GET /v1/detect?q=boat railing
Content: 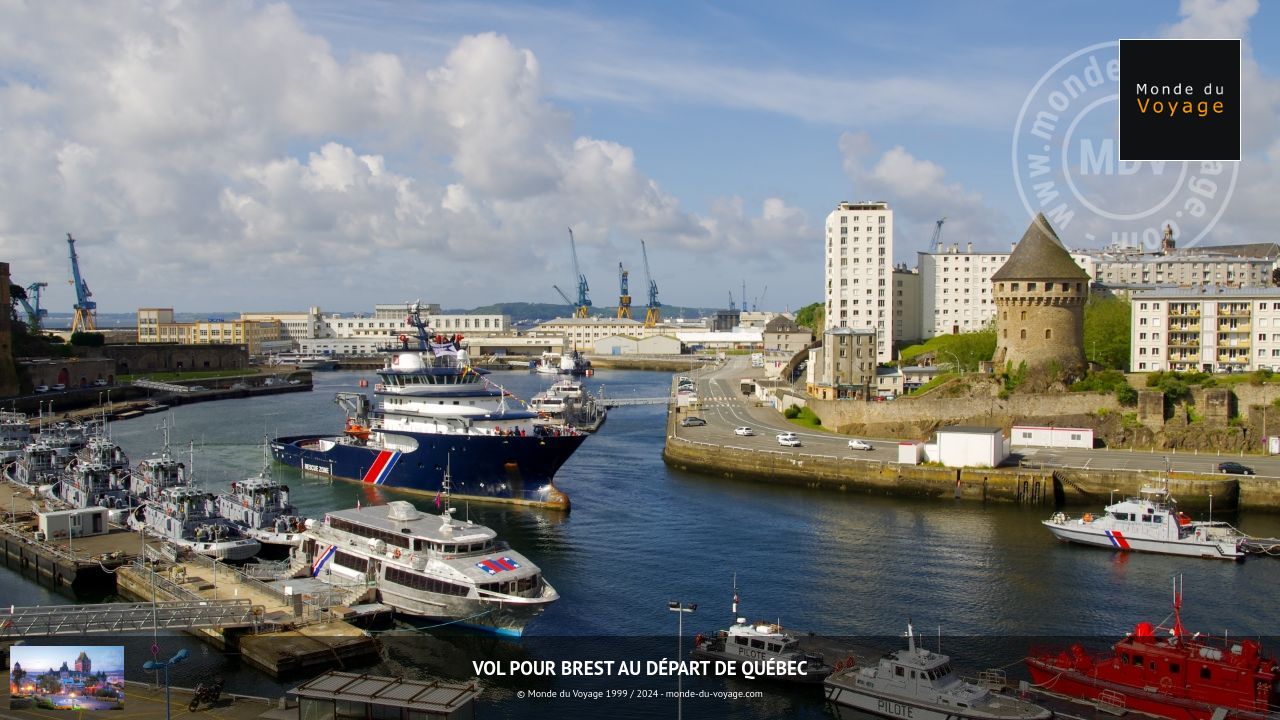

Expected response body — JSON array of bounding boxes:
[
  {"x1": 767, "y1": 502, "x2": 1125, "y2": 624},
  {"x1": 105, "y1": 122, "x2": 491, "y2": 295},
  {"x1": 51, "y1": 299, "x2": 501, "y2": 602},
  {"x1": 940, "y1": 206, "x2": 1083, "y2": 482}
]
[{"x1": 974, "y1": 669, "x2": 1008, "y2": 691}]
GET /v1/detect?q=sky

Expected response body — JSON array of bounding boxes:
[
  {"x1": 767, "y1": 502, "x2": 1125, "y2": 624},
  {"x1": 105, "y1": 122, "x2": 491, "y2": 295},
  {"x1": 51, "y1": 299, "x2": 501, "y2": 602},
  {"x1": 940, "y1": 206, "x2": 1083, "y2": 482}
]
[
  {"x1": 0, "y1": 0, "x2": 1277, "y2": 315},
  {"x1": 10, "y1": 645, "x2": 124, "y2": 674}
]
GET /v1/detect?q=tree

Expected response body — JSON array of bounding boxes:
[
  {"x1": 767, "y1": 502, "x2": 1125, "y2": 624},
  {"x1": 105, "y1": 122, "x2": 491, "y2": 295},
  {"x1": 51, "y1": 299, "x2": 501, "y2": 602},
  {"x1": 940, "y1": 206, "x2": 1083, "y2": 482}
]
[
  {"x1": 69, "y1": 332, "x2": 105, "y2": 347},
  {"x1": 1083, "y1": 295, "x2": 1131, "y2": 370},
  {"x1": 1272, "y1": 267, "x2": 1280, "y2": 287},
  {"x1": 794, "y1": 302, "x2": 824, "y2": 332}
]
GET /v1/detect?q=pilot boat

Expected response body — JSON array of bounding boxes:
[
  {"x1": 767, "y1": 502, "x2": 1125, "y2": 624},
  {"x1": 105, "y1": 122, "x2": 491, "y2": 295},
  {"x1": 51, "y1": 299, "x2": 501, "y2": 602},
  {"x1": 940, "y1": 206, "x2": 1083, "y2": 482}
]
[
  {"x1": 211, "y1": 467, "x2": 304, "y2": 557},
  {"x1": 128, "y1": 486, "x2": 260, "y2": 561},
  {"x1": 826, "y1": 622, "x2": 1051, "y2": 720},
  {"x1": 691, "y1": 583, "x2": 832, "y2": 683},
  {"x1": 1043, "y1": 484, "x2": 1246, "y2": 560}
]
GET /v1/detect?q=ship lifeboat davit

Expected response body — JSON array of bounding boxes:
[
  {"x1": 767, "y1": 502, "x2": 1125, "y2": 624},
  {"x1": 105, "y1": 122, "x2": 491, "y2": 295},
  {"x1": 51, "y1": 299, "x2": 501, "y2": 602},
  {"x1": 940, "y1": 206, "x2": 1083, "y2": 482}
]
[{"x1": 344, "y1": 419, "x2": 371, "y2": 442}]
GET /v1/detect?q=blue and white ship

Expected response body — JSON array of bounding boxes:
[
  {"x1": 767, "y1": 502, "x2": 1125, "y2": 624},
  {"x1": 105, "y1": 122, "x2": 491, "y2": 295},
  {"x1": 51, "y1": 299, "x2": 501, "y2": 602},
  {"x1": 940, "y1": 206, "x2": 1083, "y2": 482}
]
[{"x1": 271, "y1": 302, "x2": 587, "y2": 508}]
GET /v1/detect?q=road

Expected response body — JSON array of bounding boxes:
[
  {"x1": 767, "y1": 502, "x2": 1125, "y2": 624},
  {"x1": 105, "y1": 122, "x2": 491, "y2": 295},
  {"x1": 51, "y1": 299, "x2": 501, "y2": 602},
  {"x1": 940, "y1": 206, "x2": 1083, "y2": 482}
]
[{"x1": 670, "y1": 357, "x2": 1280, "y2": 479}]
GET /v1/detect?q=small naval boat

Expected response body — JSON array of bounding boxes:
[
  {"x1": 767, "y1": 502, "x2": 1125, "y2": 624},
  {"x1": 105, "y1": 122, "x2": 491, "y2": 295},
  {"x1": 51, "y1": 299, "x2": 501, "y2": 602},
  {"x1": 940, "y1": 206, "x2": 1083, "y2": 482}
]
[
  {"x1": 128, "y1": 486, "x2": 260, "y2": 562},
  {"x1": 0, "y1": 411, "x2": 31, "y2": 462},
  {"x1": 299, "y1": 465, "x2": 558, "y2": 636},
  {"x1": 1026, "y1": 578, "x2": 1279, "y2": 720},
  {"x1": 211, "y1": 466, "x2": 304, "y2": 557},
  {"x1": 128, "y1": 427, "x2": 189, "y2": 501},
  {"x1": 692, "y1": 583, "x2": 833, "y2": 683},
  {"x1": 10, "y1": 440, "x2": 62, "y2": 486},
  {"x1": 825, "y1": 622, "x2": 1051, "y2": 720},
  {"x1": 1043, "y1": 484, "x2": 1246, "y2": 560},
  {"x1": 56, "y1": 457, "x2": 131, "y2": 523}
]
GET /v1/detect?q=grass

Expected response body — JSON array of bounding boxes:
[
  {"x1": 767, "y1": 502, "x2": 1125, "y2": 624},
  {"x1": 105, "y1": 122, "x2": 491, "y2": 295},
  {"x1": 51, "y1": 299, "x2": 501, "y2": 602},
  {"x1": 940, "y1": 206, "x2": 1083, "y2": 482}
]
[
  {"x1": 119, "y1": 368, "x2": 263, "y2": 383},
  {"x1": 908, "y1": 372, "x2": 956, "y2": 397},
  {"x1": 787, "y1": 406, "x2": 825, "y2": 430}
]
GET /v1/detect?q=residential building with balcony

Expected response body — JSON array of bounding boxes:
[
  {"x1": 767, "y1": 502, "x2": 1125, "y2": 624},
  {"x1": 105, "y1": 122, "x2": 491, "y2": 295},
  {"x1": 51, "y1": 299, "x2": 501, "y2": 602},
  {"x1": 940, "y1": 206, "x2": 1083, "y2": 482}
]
[{"x1": 1129, "y1": 287, "x2": 1280, "y2": 373}]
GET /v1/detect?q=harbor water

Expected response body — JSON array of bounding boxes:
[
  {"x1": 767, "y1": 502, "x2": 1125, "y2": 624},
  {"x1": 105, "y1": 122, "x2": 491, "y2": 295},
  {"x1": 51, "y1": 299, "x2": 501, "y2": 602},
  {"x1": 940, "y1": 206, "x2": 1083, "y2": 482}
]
[{"x1": 5, "y1": 369, "x2": 1280, "y2": 719}]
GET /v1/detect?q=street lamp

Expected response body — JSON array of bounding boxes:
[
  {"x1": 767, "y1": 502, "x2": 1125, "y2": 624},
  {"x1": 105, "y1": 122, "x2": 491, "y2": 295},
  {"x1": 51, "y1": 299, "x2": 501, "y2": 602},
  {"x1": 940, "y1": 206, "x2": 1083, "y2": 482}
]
[
  {"x1": 668, "y1": 601, "x2": 696, "y2": 720},
  {"x1": 142, "y1": 648, "x2": 188, "y2": 720},
  {"x1": 941, "y1": 350, "x2": 964, "y2": 375}
]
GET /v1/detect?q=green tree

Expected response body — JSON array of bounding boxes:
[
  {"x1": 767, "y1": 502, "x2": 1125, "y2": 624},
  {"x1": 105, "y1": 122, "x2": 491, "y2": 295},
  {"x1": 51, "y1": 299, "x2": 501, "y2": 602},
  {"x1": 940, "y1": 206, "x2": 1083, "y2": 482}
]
[
  {"x1": 1083, "y1": 295, "x2": 1131, "y2": 370},
  {"x1": 794, "y1": 302, "x2": 824, "y2": 332},
  {"x1": 69, "y1": 332, "x2": 105, "y2": 347},
  {"x1": 899, "y1": 327, "x2": 995, "y2": 370}
]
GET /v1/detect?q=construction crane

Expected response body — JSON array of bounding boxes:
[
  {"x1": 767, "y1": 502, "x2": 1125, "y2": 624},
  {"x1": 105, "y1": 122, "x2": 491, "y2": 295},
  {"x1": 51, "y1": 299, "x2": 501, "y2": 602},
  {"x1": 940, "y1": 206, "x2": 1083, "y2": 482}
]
[
  {"x1": 67, "y1": 233, "x2": 96, "y2": 333},
  {"x1": 13, "y1": 282, "x2": 48, "y2": 332},
  {"x1": 728, "y1": 290, "x2": 736, "y2": 312},
  {"x1": 553, "y1": 285, "x2": 575, "y2": 308},
  {"x1": 616, "y1": 263, "x2": 632, "y2": 320},
  {"x1": 640, "y1": 240, "x2": 661, "y2": 328},
  {"x1": 567, "y1": 227, "x2": 591, "y2": 318},
  {"x1": 754, "y1": 285, "x2": 768, "y2": 313},
  {"x1": 931, "y1": 217, "x2": 946, "y2": 249}
]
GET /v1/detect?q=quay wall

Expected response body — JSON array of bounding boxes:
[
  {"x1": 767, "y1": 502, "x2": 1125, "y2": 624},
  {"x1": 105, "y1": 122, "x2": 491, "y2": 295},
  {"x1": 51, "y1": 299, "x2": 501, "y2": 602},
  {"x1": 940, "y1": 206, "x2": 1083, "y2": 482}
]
[{"x1": 806, "y1": 392, "x2": 1119, "y2": 439}]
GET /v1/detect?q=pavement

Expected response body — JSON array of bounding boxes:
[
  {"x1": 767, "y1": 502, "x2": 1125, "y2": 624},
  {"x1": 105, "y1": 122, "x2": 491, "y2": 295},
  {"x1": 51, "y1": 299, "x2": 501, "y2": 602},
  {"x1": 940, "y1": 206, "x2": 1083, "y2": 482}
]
[
  {"x1": 3, "y1": 682, "x2": 289, "y2": 720},
  {"x1": 671, "y1": 356, "x2": 1280, "y2": 480}
]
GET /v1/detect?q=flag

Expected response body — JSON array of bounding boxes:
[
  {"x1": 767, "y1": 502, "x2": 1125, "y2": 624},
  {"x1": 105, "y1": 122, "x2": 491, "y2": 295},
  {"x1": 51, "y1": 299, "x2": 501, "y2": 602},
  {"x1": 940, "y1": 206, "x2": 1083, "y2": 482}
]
[
  {"x1": 356, "y1": 498, "x2": 361, "y2": 509},
  {"x1": 434, "y1": 491, "x2": 442, "y2": 508}
]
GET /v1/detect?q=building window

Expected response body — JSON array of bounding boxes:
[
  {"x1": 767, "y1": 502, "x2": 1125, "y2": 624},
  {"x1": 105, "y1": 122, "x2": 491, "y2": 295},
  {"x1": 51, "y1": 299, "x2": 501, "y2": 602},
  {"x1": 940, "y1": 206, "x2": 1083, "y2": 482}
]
[
  {"x1": 1020, "y1": 329, "x2": 1027, "y2": 340},
  {"x1": 1045, "y1": 329, "x2": 1052, "y2": 339}
]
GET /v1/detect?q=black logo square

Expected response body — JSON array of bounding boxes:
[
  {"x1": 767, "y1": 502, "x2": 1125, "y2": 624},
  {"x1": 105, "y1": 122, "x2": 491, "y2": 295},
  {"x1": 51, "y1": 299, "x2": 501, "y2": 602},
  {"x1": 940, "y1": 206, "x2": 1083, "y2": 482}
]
[{"x1": 1119, "y1": 39, "x2": 1240, "y2": 161}]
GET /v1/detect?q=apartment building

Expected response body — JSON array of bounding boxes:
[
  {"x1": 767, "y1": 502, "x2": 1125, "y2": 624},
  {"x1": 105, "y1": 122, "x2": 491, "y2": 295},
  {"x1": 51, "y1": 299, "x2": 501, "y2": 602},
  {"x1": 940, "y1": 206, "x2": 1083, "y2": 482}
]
[
  {"x1": 1129, "y1": 287, "x2": 1280, "y2": 373},
  {"x1": 825, "y1": 201, "x2": 893, "y2": 361}
]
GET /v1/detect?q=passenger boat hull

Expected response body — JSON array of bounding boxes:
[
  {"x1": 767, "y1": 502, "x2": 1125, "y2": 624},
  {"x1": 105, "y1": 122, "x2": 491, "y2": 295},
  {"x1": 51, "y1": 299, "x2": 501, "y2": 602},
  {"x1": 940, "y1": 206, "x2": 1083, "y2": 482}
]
[
  {"x1": 1043, "y1": 521, "x2": 1243, "y2": 560},
  {"x1": 826, "y1": 677, "x2": 1051, "y2": 720},
  {"x1": 270, "y1": 432, "x2": 585, "y2": 508},
  {"x1": 1025, "y1": 658, "x2": 1270, "y2": 720}
]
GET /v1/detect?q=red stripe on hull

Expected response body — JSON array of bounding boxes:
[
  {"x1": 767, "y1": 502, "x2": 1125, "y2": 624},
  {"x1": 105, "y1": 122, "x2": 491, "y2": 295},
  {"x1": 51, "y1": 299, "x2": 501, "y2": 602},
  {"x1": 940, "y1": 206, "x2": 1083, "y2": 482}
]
[
  {"x1": 1112, "y1": 530, "x2": 1131, "y2": 550},
  {"x1": 362, "y1": 451, "x2": 392, "y2": 483},
  {"x1": 1026, "y1": 661, "x2": 1263, "y2": 720}
]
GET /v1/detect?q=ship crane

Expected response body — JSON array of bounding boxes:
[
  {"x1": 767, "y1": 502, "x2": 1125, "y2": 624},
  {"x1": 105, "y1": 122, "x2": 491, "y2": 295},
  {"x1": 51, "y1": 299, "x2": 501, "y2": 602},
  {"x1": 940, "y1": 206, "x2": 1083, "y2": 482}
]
[
  {"x1": 640, "y1": 240, "x2": 661, "y2": 328},
  {"x1": 67, "y1": 233, "x2": 97, "y2": 333},
  {"x1": 11, "y1": 282, "x2": 48, "y2": 332},
  {"x1": 616, "y1": 263, "x2": 632, "y2": 320},
  {"x1": 567, "y1": 227, "x2": 591, "y2": 318}
]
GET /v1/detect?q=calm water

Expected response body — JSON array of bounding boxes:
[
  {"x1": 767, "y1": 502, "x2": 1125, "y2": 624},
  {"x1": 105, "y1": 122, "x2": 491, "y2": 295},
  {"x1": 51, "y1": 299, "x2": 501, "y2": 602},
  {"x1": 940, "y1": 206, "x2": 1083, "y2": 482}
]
[{"x1": 5, "y1": 369, "x2": 1280, "y2": 718}]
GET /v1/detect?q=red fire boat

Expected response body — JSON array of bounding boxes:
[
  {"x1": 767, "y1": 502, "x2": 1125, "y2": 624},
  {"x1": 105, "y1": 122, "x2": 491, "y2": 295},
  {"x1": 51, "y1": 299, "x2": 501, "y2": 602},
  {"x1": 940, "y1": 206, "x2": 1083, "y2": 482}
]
[{"x1": 1026, "y1": 580, "x2": 1278, "y2": 720}]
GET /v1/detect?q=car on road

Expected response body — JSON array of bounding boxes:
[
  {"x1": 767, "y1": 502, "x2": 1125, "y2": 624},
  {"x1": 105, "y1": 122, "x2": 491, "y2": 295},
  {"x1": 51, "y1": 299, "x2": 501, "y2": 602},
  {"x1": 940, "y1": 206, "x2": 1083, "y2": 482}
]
[
  {"x1": 51, "y1": 383, "x2": 66, "y2": 391},
  {"x1": 847, "y1": 439, "x2": 873, "y2": 451},
  {"x1": 34, "y1": 385, "x2": 49, "y2": 393},
  {"x1": 778, "y1": 435, "x2": 802, "y2": 447},
  {"x1": 734, "y1": 427, "x2": 754, "y2": 436},
  {"x1": 92, "y1": 379, "x2": 109, "y2": 387},
  {"x1": 680, "y1": 416, "x2": 707, "y2": 427},
  {"x1": 1217, "y1": 461, "x2": 1256, "y2": 475}
]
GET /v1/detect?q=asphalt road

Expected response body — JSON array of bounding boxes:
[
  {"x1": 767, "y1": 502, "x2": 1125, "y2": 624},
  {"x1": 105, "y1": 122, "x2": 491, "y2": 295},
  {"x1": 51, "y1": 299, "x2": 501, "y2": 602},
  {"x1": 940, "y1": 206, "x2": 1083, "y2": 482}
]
[{"x1": 670, "y1": 357, "x2": 1280, "y2": 479}]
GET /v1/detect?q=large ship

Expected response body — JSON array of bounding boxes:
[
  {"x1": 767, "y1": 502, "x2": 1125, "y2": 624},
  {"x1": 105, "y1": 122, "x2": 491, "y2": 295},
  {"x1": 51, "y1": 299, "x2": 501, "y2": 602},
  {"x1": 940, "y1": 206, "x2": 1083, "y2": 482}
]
[
  {"x1": 271, "y1": 303, "x2": 587, "y2": 508},
  {"x1": 1025, "y1": 579, "x2": 1279, "y2": 720},
  {"x1": 1043, "y1": 484, "x2": 1246, "y2": 560}
]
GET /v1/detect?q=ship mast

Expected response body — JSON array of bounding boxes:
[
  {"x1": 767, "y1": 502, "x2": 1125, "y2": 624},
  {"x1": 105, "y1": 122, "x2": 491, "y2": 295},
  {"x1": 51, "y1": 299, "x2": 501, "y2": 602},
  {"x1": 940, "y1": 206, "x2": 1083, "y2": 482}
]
[{"x1": 1171, "y1": 575, "x2": 1186, "y2": 639}]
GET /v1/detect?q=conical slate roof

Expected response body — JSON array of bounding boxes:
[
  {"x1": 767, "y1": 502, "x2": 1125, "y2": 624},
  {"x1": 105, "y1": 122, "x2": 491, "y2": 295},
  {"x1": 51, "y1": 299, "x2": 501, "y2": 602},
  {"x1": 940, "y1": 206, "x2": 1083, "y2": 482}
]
[{"x1": 991, "y1": 213, "x2": 1089, "y2": 281}]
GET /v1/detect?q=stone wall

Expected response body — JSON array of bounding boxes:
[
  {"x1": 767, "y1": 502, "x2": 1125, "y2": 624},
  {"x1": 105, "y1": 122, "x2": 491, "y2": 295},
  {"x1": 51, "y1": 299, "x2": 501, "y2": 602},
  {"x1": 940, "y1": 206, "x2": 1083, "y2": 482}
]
[
  {"x1": 806, "y1": 391, "x2": 1118, "y2": 439},
  {"x1": 91, "y1": 344, "x2": 248, "y2": 374},
  {"x1": 20, "y1": 358, "x2": 117, "y2": 387}
]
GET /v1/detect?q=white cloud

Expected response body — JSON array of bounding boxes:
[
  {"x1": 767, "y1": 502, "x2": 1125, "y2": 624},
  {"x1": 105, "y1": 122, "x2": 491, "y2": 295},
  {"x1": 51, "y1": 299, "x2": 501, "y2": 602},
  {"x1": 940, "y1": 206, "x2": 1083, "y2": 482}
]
[{"x1": 0, "y1": 1, "x2": 807, "y2": 311}]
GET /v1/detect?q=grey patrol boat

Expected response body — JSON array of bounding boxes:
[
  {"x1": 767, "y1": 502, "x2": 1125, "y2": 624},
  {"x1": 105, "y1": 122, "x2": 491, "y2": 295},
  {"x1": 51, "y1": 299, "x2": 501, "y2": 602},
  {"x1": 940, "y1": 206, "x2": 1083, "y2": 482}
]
[
  {"x1": 825, "y1": 622, "x2": 1050, "y2": 720},
  {"x1": 691, "y1": 582, "x2": 833, "y2": 684}
]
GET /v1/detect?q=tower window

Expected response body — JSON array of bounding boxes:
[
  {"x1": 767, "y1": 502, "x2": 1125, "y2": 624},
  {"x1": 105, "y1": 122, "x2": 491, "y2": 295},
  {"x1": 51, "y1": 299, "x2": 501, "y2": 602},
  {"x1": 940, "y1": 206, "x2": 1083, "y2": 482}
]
[
  {"x1": 1020, "y1": 329, "x2": 1027, "y2": 340},
  {"x1": 1045, "y1": 329, "x2": 1052, "y2": 339}
]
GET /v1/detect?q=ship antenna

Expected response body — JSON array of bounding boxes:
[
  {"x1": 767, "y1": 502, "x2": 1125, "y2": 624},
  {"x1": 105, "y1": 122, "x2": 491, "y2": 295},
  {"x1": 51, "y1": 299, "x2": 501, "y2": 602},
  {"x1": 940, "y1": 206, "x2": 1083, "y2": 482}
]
[
  {"x1": 440, "y1": 454, "x2": 452, "y2": 516},
  {"x1": 732, "y1": 573, "x2": 739, "y2": 617},
  {"x1": 906, "y1": 619, "x2": 916, "y2": 654},
  {"x1": 1171, "y1": 575, "x2": 1186, "y2": 639}
]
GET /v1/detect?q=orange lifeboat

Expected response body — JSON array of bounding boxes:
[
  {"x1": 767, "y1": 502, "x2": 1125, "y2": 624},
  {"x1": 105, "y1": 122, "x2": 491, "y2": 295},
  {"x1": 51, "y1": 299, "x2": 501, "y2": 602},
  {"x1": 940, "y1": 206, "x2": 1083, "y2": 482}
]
[{"x1": 344, "y1": 419, "x2": 371, "y2": 442}]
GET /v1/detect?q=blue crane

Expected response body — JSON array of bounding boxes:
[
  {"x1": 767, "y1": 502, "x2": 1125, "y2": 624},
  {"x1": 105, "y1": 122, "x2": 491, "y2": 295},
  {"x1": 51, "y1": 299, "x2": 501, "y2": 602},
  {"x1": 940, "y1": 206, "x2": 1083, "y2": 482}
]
[
  {"x1": 13, "y1": 282, "x2": 48, "y2": 332},
  {"x1": 567, "y1": 228, "x2": 591, "y2": 318},
  {"x1": 67, "y1": 233, "x2": 97, "y2": 333},
  {"x1": 616, "y1": 263, "x2": 632, "y2": 320},
  {"x1": 640, "y1": 240, "x2": 661, "y2": 328},
  {"x1": 552, "y1": 285, "x2": 575, "y2": 307}
]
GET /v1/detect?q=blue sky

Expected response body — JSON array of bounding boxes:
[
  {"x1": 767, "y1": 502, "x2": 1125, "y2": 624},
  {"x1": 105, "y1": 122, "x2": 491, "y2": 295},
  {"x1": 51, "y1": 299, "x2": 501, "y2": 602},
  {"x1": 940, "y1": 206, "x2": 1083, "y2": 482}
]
[{"x1": 0, "y1": 0, "x2": 1276, "y2": 314}]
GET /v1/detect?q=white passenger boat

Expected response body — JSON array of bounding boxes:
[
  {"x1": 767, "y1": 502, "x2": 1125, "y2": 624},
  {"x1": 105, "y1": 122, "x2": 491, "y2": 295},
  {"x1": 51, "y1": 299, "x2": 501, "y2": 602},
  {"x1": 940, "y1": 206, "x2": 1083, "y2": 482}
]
[
  {"x1": 825, "y1": 622, "x2": 1051, "y2": 720},
  {"x1": 299, "y1": 468, "x2": 558, "y2": 636},
  {"x1": 1043, "y1": 484, "x2": 1245, "y2": 560}
]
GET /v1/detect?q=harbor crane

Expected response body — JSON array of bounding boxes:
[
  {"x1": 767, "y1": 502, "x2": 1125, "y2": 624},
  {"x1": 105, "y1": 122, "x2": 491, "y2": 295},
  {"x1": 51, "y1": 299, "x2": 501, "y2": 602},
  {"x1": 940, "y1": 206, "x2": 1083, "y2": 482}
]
[
  {"x1": 553, "y1": 285, "x2": 575, "y2": 308},
  {"x1": 616, "y1": 263, "x2": 632, "y2": 320},
  {"x1": 12, "y1": 282, "x2": 48, "y2": 332},
  {"x1": 753, "y1": 285, "x2": 768, "y2": 313},
  {"x1": 640, "y1": 240, "x2": 661, "y2": 328},
  {"x1": 728, "y1": 290, "x2": 736, "y2": 312},
  {"x1": 567, "y1": 227, "x2": 591, "y2": 318},
  {"x1": 931, "y1": 217, "x2": 946, "y2": 249},
  {"x1": 67, "y1": 233, "x2": 97, "y2": 333}
]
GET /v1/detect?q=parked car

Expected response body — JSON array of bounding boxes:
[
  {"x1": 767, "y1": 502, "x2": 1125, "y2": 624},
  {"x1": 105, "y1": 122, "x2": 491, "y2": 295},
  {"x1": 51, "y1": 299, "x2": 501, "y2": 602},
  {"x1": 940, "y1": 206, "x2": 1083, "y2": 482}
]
[
  {"x1": 92, "y1": 379, "x2": 109, "y2": 387},
  {"x1": 34, "y1": 385, "x2": 49, "y2": 393},
  {"x1": 776, "y1": 431, "x2": 798, "y2": 441},
  {"x1": 680, "y1": 416, "x2": 707, "y2": 427},
  {"x1": 847, "y1": 439, "x2": 873, "y2": 451},
  {"x1": 51, "y1": 383, "x2": 66, "y2": 391},
  {"x1": 1217, "y1": 461, "x2": 1256, "y2": 475},
  {"x1": 734, "y1": 427, "x2": 755, "y2": 436},
  {"x1": 778, "y1": 435, "x2": 802, "y2": 448}
]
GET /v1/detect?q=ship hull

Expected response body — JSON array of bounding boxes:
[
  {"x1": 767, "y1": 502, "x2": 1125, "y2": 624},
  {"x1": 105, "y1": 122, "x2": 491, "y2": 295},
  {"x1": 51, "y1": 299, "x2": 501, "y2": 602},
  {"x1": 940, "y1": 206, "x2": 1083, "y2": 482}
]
[
  {"x1": 1025, "y1": 658, "x2": 1271, "y2": 720},
  {"x1": 1043, "y1": 522, "x2": 1243, "y2": 560},
  {"x1": 826, "y1": 676, "x2": 1051, "y2": 720},
  {"x1": 270, "y1": 432, "x2": 586, "y2": 508}
]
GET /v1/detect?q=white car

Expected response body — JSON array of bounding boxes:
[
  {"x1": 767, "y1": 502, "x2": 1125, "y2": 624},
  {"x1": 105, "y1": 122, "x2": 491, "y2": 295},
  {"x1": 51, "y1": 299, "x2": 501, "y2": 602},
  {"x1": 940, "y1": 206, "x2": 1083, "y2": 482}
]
[
  {"x1": 847, "y1": 439, "x2": 873, "y2": 451},
  {"x1": 734, "y1": 427, "x2": 754, "y2": 436},
  {"x1": 778, "y1": 436, "x2": 802, "y2": 447}
]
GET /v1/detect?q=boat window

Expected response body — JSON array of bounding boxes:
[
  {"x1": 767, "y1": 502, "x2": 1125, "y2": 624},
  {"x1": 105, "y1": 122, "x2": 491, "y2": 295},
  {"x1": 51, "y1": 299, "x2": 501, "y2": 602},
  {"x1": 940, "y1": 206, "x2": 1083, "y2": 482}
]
[
  {"x1": 334, "y1": 551, "x2": 368, "y2": 573},
  {"x1": 1142, "y1": 515, "x2": 1152, "y2": 522},
  {"x1": 1169, "y1": 663, "x2": 1180, "y2": 673},
  {"x1": 750, "y1": 640, "x2": 765, "y2": 649},
  {"x1": 1132, "y1": 655, "x2": 1144, "y2": 666},
  {"x1": 1112, "y1": 512, "x2": 1127, "y2": 520},
  {"x1": 768, "y1": 644, "x2": 781, "y2": 653},
  {"x1": 1149, "y1": 661, "x2": 1157, "y2": 670},
  {"x1": 385, "y1": 567, "x2": 469, "y2": 596},
  {"x1": 910, "y1": 670, "x2": 917, "y2": 679},
  {"x1": 1153, "y1": 516, "x2": 1163, "y2": 523},
  {"x1": 895, "y1": 666, "x2": 905, "y2": 677},
  {"x1": 734, "y1": 637, "x2": 748, "y2": 646},
  {"x1": 957, "y1": 703, "x2": 968, "y2": 709},
  {"x1": 1200, "y1": 666, "x2": 1211, "y2": 680}
]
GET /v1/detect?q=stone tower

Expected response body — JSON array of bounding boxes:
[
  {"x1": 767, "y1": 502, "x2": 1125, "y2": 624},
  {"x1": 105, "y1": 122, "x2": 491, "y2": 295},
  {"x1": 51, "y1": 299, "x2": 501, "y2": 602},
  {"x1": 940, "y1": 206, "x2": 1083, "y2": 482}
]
[
  {"x1": 991, "y1": 214, "x2": 1089, "y2": 373},
  {"x1": 74, "y1": 651, "x2": 91, "y2": 674}
]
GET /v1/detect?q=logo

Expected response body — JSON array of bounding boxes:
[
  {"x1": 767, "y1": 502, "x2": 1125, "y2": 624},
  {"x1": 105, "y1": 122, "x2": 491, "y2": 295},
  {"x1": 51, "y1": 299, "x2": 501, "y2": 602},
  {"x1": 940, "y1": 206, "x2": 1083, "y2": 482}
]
[{"x1": 1012, "y1": 41, "x2": 1237, "y2": 252}]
